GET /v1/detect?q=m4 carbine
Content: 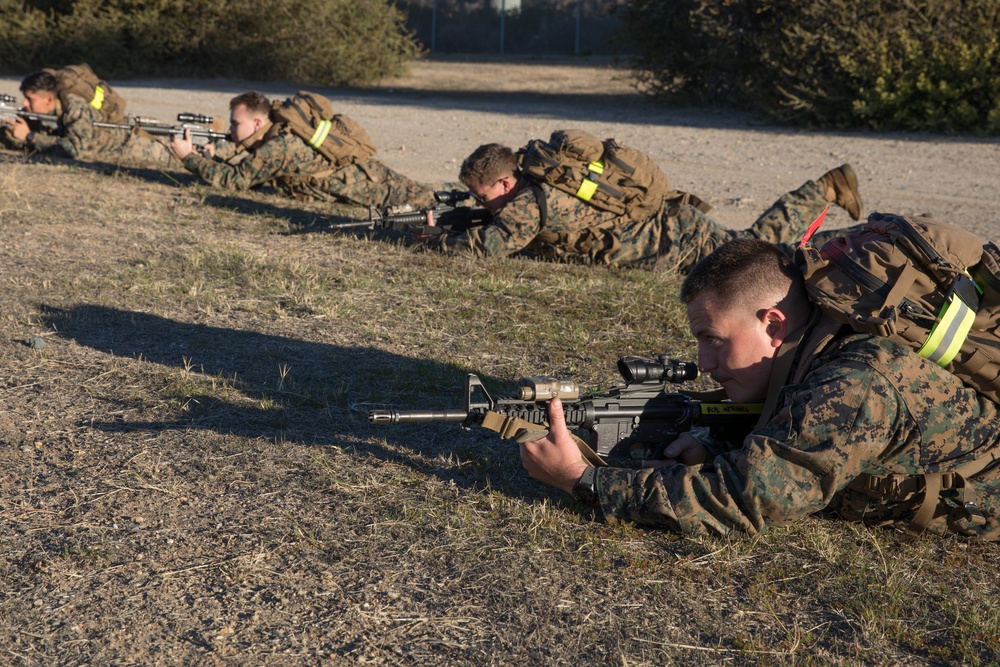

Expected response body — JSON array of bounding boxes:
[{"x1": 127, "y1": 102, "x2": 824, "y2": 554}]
[
  {"x1": 370, "y1": 355, "x2": 762, "y2": 462},
  {"x1": 341, "y1": 189, "x2": 491, "y2": 236}
]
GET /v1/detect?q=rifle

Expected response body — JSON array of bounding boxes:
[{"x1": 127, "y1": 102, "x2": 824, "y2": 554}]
[
  {"x1": 370, "y1": 355, "x2": 763, "y2": 462},
  {"x1": 0, "y1": 96, "x2": 227, "y2": 146},
  {"x1": 130, "y1": 113, "x2": 229, "y2": 147},
  {"x1": 337, "y1": 189, "x2": 491, "y2": 235}
]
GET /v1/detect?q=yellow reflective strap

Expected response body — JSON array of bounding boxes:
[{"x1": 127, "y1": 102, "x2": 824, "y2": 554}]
[
  {"x1": 917, "y1": 291, "x2": 976, "y2": 367},
  {"x1": 90, "y1": 86, "x2": 105, "y2": 110},
  {"x1": 576, "y1": 179, "x2": 598, "y2": 201},
  {"x1": 587, "y1": 160, "x2": 604, "y2": 175},
  {"x1": 309, "y1": 120, "x2": 332, "y2": 148},
  {"x1": 699, "y1": 403, "x2": 763, "y2": 418}
]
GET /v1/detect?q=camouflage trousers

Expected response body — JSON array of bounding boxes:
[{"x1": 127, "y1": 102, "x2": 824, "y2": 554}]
[
  {"x1": 657, "y1": 180, "x2": 830, "y2": 274},
  {"x1": 282, "y1": 160, "x2": 438, "y2": 209}
]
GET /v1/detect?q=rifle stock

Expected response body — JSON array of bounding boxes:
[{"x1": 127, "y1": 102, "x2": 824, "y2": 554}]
[{"x1": 370, "y1": 355, "x2": 763, "y2": 461}]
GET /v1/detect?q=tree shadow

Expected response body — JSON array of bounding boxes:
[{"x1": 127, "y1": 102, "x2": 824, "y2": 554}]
[{"x1": 38, "y1": 303, "x2": 527, "y2": 494}]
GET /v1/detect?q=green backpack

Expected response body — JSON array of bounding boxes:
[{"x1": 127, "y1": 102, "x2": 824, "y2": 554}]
[
  {"x1": 269, "y1": 91, "x2": 377, "y2": 168},
  {"x1": 516, "y1": 129, "x2": 709, "y2": 222}
]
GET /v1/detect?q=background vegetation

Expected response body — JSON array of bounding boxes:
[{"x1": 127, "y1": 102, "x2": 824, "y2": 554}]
[
  {"x1": 621, "y1": 0, "x2": 1000, "y2": 134},
  {"x1": 0, "y1": 0, "x2": 421, "y2": 85}
]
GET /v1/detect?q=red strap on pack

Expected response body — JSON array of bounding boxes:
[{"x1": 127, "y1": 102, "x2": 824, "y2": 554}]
[{"x1": 798, "y1": 204, "x2": 829, "y2": 247}]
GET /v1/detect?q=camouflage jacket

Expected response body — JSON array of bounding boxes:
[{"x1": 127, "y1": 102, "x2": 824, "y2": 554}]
[
  {"x1": 21, "y1": 94, "x2": 173, "y2": 165},
  {"x1": 595, "y1": 332, "x2": 1000, "y2": 539},
  {"x1": 424, "y1": 175, "x2": 831, "y2": 271},
  {"x1": 181, "y1": 124, "x2": 436, "y2": 209}
]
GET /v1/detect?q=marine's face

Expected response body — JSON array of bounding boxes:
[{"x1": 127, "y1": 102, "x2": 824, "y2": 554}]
[
  {"x1": 229, "y1": 104, "x2": 263, "y2": 143},
  {"x1": 467, "y1": 174, "x2": 516, "y2": 214},
  {"x1": 686, "y1": 289, "x2": 779, "y2": 403},
  {"x1": 23, "y1": 90, "x2": 56, "y2": 115}
]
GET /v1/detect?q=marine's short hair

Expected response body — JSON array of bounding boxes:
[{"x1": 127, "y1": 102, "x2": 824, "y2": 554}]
[
  {"x1": 20, "y1": 70, "x2": 58, "y2": 95},
  {"x1": 230, "y1": 91, "x2": 271, "y2": 117},
  {"x1": 459, "y1": 143, "x2": 518, "y2": 187},
  {"x1": 680, "y1": 238, "x2": 808, "y2": 317}
]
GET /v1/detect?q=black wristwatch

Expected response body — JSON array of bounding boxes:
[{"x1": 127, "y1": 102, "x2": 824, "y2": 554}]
[
  {"x1": 571, "y1": 465, "x2": 598, "y2": 505},
  {"x1": 25, "y1": 132, "x2": 35, "y2": 145}
]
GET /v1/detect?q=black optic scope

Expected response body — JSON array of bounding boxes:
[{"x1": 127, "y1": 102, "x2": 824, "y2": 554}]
[{"x1": 617, "y1": 355, "x2": 698, "y2": 384}]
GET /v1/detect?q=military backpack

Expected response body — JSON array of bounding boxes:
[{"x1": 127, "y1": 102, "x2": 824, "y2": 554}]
[
  {"x1": 797, "y1": 211, "x2": 1000, "y2": 405},
  {"x1": 788, "y1": 211, "x2": 1000, "y2": 536},
  {"x1": 516, "y1": 129, "x2": 704, "y2": 223},
  {"x1": 45, "y1": 63, "x2": 127, "y2": 124},
  {"x1": 269, "y1": 91, "x2": 377, "y2": 168}
]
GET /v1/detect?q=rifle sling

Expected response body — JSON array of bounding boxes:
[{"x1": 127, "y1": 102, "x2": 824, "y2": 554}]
[{"x1": 480, "y1": 410, "x2": 608, "y2": 467}]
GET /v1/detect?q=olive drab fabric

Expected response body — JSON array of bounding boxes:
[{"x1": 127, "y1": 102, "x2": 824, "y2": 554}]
[
  {"x1": 268, "y1": 91, "x2": 377, "y2": 169},
  {"x1": 798, "y1": 211, "x2": 1000, "y2": 405},
  {"x1": 45, "y1": 64, "x2": 127, "y2": 124},
  {"x1": 516, "y1": 129, "x2": 703, "y2": 223}
]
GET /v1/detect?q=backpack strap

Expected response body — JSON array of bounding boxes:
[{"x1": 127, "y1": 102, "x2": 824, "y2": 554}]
[
  {"x1": 529, "y1": 181, "x2": 547, "y2": 227},
  {"x1": 756, "y1": 309, "x2": 841, "y2": 428},
  {"x1": 851, "y1": 452, "x2": 995, "y2": 537}
]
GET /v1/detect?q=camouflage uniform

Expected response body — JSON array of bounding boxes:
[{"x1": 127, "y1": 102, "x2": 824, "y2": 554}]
[
  {"x1": 423, "y1": 176, "x2": 830, "y2": 272},
  {"x1": 181, "y1": 123, "x2": 437, "y2": 209},
  {"x1": 596, "y1": 330, "x2": 1000, "y2": 539},
  {"x1": 20, "y1": 94, "x2": 176, "y2": 165}
]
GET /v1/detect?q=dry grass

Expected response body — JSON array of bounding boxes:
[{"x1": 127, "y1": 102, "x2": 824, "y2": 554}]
[{"x1": 1, "y1": 157, "x2": 998, "y2": 666}]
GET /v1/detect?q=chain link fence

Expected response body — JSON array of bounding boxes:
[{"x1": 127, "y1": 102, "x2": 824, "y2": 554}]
[{"x1": 394, "y1": 0, "x2": 629, "y2": 56}]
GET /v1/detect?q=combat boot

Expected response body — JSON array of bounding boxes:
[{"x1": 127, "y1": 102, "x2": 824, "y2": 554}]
[{"x1": 817, "y1": 164, "x2": 863, "y2": 221}]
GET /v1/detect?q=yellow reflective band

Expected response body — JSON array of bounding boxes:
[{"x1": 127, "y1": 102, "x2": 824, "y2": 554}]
[
  {"x1": 699, "y1": 403, "x2": 763, "y2": 417},
  {"x1": 309, "y1": 120, "x2": 332, "y2": 148},
  {"x1": 90, "y1": 86, "x2": 105, "y2": 110},
  {"x1": 587, "y1": 160, "x2": 604, "y2": 175},
  {"x1": 576, "y1": 179, "x2": 598, "y2": 201},
  {"x1": 917, "y1": 292, "x2": 976, "y2": 367}
]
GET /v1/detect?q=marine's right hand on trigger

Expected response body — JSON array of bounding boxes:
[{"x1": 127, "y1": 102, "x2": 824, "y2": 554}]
[{"x1": 660, "y1": 432, "x2": 708, "y2": 465}]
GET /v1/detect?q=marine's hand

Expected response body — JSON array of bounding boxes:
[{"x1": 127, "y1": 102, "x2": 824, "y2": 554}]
[
  {"x1": 519, "y1": 398, "x2": 590, "y2": 493},
  {"x1": 409, "y1": 211, "x2": 437, "y2": 244},
  {"x1": 661, "y1": 432, "x2": 707, "y2": 465},
  {"x1": 200, "y1": 141, "x2": 217, "y2": 158},
  {"x1": 169, "y1": 128, "x2": 195, "y2": 160},
  {"x1": 7, "y1": 116, "x2": 30, "y2": 142}
]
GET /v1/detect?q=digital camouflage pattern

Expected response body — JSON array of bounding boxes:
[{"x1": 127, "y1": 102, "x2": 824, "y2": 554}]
[
  {"x1": 596, "y1": 332, "x2": 1000, "y2": 539},
  {"x1": 423, "y1": 176, "x2": 832, "y2": 271},
  {"x1": 181, "y1": 124, "x2": 437, "y2": 209},
  {"x1": 19, "y1": 94, "x2": 176, "y2": 165}
]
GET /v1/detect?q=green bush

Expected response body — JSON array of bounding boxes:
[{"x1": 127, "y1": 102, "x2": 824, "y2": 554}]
[
  {"x1": 620, "y1": 0, "x2": 1000, "y2": 133},
  {"x1": 0, "y1": 0, "x2": 421, "y2": 86}
]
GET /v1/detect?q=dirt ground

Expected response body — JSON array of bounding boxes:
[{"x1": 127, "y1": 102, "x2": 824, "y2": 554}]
[
  {"x1": 2, "y1": 59, "x2": 1000, "y2": 666},
  {"x1": 3, "y1": 57, "x2": 997, "y2": 237}
]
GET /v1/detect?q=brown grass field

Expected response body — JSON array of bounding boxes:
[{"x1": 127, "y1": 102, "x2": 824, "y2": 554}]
[{"x1": 1, "y1": 60, "x2": 999, "y2": 665}]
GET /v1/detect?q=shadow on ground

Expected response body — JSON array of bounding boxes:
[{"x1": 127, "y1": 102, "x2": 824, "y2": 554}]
[{"x1": 38, "y1": 303, "x2": 527, "y2": 492}]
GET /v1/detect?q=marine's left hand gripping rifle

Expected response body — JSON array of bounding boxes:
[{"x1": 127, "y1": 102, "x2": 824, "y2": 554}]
[
  {"x1": 0, "y1": 94, "x2": 59, "y2": 130},
  {"x1": 369, "y1": 355, "x2": 763, "y2": 462},
  {"x1": 342, "y1": 189, "x2": 491, "y2": 236}
]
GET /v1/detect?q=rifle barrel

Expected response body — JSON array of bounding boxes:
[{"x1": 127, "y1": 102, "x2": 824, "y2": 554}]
[{"x1": 369, "y1": 409, "x2": 470, "y2": 424}]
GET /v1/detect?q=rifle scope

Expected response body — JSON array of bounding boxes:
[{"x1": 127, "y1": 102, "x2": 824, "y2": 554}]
[
  {"x1": 1, "y1": 93, "x2": 16, "y2": 104},
  {"x1": 617, "y1": 355, "x2": 698, "y2": 384},
  {"x1": 177, "y1": 113, "x2": 215, "y2": 125},
  {"x1": 433, "y1": 189, "x2": 472, "y2": 206}
]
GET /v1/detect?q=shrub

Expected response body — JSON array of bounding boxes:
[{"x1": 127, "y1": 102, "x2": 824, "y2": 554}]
[
  {"x1": 620, "y1": 0, "x2": 1000, "y2": 133},
  {"x1": 0, "y1": 0, "x2": 421, "y2": 86}
]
